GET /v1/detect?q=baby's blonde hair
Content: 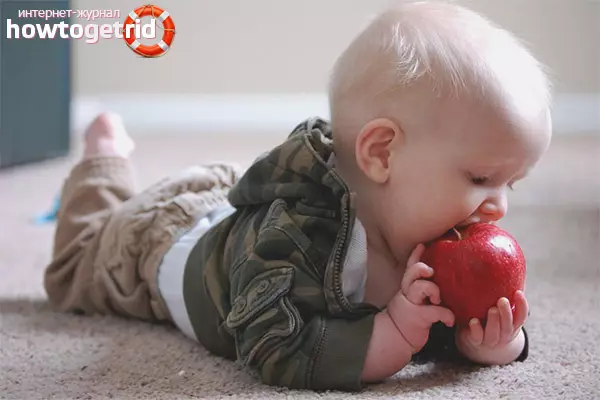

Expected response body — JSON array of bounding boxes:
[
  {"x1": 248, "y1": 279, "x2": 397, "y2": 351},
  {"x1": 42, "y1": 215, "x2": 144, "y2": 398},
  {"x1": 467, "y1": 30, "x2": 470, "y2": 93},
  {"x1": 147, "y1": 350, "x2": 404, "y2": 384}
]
[{"x1": 328, "y1": 0, "x2": 552, "y2": 162}]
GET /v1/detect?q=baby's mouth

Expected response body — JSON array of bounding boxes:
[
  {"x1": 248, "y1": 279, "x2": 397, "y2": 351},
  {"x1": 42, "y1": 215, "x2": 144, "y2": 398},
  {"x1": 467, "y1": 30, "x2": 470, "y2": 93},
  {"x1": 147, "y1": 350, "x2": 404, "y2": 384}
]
[
  {"x1": 455, "y1": 219, "x2": 499, "y2": 231},
  {"x1": 427, "y1": 220, "x2": 498, "y2": 246},
  {"x1": 456, "y1": 216, "x2": 481, "y2": 228},
  {"x1": 425, "y1": 228, "x2": 455, "y2": 245}
]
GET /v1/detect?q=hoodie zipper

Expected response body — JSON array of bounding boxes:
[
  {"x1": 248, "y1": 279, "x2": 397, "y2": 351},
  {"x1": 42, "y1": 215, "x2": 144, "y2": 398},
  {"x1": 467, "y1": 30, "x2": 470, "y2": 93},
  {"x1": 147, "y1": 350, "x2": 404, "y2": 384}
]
[
  {"x1": 311, "y1": 192, "x2": 353, "y2": 384},
  {"x1": 332, "y1": 192, "x2": 354, "y2": 311}
]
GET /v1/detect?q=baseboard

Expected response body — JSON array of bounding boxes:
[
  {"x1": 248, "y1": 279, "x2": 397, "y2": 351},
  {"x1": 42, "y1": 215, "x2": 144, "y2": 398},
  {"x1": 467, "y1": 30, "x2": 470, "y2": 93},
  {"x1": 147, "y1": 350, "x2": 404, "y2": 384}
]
[{"x1": 71, "y1": 93, "x2": 600, "y2": 136}]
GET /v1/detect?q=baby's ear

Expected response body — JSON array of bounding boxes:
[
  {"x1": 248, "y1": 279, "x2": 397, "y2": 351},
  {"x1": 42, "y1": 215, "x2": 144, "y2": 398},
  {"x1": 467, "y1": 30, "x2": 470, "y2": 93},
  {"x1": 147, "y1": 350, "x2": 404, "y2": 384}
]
[{"x1": 355, "y1": 118, "x2": 402, "y2": 184}]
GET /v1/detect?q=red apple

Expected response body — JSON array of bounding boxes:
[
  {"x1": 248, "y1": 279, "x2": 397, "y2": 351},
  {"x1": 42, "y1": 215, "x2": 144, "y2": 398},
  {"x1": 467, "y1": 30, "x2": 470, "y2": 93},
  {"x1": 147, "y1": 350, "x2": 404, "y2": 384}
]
[{"x1": 421, "y1": 223, "x2": 526, "y2": 326}]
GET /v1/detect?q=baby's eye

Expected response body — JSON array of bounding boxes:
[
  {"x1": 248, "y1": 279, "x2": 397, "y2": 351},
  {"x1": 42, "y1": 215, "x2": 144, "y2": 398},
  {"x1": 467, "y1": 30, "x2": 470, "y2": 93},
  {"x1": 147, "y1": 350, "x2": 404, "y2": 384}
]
[{"x1": 470, "y1": 176, "x2": 489, "y2": 186}]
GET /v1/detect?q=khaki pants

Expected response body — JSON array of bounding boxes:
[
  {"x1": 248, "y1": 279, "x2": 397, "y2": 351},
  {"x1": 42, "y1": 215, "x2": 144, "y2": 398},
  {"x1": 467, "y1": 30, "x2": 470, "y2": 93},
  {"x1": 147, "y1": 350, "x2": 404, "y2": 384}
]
[{"x1": 44, "y1": 156, "x2": 241, "y2": 322}]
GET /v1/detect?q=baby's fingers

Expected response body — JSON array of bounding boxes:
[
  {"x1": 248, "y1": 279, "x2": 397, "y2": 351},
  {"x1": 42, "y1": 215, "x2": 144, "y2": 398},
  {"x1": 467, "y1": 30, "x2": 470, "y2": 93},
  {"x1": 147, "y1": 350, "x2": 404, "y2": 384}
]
[
  {"x1": 512, "y1": 290, "x2": 529, "y2": 328},
  {"x1": 405, "y1": 280, "x2": 441, "y2": 305},
  {"x1": 497, "y1": 298, "x2": 514, "y2": 342},
  {"x1": 421, "y1": 304, "x2": 455, "y2": 328},
  {"x1": 401, "y1": 262, "x2": 433, "y2": 295},
  {"x1": 482, "y1": 307, "x2": 501, "y2": 347},
  {"x1": 466, "y1": 318, "x2": 484, "y2": 346},
  {"x1": 407, "y1": 244, "x2": 426, "y2": 267}
]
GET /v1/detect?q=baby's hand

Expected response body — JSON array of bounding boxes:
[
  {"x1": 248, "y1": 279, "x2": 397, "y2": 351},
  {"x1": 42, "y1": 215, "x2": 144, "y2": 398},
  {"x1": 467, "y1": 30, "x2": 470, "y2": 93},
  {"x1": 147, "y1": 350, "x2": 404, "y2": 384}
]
[
  {"x1": 455, "y1": 291, "x2": 528, "y2": 364},
  {"x1": 387, "y1": 244, "x2": 455, "y2": 353}
]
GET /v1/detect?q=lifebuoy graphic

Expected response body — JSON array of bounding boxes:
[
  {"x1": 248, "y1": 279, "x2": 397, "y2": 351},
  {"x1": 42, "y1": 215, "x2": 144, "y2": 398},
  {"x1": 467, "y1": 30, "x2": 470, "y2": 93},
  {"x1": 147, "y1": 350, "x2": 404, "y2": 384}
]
[{"x1": 123, "y1": 5, "x2": 175, "y2": 58}]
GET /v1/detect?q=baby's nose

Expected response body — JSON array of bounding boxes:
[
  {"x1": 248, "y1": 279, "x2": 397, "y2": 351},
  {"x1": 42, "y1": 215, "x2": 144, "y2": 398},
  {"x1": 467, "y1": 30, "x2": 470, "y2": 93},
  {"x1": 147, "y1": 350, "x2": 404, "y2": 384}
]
[{"x1": 479, "y1": 201, "x2": 507, "y2": 222}]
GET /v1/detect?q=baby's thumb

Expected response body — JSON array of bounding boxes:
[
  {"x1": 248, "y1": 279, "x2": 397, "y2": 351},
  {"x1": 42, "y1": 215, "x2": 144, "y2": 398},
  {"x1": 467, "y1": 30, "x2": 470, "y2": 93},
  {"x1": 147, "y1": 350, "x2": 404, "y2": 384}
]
[{"x1": 423, "y1": 305, "x2": 455, "y2": 328}]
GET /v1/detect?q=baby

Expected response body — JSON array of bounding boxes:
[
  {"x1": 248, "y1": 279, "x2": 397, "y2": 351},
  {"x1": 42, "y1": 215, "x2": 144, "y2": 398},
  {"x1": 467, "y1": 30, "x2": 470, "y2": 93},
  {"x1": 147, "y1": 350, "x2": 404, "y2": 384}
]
[{"x1": 44, "y1": 1, "x2": 552, "y2": 392}]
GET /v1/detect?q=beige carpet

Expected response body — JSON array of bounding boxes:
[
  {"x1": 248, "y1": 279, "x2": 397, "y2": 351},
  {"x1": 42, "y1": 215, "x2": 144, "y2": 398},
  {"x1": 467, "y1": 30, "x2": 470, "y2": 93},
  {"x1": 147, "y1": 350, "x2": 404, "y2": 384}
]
[{"x1": 1, "y1": 132, "x2": 599, "y2": 399}]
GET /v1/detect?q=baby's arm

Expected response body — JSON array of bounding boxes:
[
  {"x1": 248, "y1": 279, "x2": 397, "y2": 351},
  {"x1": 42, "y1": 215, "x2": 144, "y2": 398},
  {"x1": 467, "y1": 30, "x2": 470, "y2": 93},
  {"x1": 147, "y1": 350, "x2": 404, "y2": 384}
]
[{"x1": 361, "y1": 244, "x2": 455, "y2": 382}]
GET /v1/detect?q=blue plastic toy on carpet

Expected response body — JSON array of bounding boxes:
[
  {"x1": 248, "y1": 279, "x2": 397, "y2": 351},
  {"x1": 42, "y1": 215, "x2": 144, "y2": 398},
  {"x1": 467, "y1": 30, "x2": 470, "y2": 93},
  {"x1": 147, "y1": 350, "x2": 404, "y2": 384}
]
[{"x1": 34, "y1": 195, "x2": 61, "y2": 225}]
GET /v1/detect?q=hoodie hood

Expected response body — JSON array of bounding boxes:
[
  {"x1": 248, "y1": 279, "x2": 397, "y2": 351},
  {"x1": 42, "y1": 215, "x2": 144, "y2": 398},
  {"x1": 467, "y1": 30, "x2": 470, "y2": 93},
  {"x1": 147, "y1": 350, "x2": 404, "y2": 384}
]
[{"x1": 227, "y1": 118, "x2": 350, "y2": 209}]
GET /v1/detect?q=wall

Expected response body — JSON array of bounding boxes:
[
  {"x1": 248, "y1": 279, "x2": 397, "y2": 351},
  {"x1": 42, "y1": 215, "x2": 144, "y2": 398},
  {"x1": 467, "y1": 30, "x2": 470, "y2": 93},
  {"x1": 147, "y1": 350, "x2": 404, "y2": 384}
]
[{"x1": 70, "y1": 0, "x2": 600, "y2": 134}]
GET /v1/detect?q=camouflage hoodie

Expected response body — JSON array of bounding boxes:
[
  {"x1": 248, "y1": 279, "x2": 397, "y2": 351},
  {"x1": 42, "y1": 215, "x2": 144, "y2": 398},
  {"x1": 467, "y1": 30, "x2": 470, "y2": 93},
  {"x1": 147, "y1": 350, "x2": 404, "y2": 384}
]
[
  {"x1": 182, "y1": 117, "x2": 380, "y2": 391},
  {"x1": 181, "y1": 118, "x2": 528, "y2": 391}
]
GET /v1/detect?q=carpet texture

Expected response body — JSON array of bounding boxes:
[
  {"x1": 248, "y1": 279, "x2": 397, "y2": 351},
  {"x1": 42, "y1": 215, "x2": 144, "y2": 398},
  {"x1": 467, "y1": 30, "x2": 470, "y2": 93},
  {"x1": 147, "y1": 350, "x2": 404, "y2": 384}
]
[{"x1": 1, "y1": 132, "x2": 599, "y2": 400}]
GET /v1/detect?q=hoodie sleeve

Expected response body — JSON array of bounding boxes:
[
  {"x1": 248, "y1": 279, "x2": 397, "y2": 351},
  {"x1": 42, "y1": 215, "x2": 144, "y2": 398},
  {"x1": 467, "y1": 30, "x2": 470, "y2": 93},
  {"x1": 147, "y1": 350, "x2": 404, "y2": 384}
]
[
  {"x1": 225, "y1": 264, "x2": 375, "y2": 391},
  {"x1": 224, "y1": 206, "x2": 376, "y2": 391}
]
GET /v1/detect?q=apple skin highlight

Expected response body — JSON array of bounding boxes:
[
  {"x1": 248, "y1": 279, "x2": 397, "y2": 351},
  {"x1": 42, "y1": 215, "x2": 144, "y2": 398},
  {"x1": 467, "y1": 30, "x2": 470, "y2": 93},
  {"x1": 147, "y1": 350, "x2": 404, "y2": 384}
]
[{"x1": 421, "y1": 223, "x2": 526, "y2": 326}]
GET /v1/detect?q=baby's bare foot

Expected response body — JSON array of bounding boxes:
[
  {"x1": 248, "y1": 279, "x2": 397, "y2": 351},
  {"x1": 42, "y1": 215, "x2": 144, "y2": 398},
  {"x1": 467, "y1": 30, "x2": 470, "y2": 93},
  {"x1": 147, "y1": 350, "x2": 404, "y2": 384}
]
[{"x1": 83, "y1": 112, "x2": 135, "y2": 159}]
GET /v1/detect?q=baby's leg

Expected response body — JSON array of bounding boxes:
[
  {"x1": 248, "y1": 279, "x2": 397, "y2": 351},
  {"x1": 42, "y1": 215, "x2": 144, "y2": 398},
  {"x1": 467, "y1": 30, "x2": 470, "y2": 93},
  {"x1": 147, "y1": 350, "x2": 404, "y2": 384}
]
[
  {"x1": 45, "y1": 112, "x2": 243, "y2": 322},
  {"x1": 44, "y1": 112, "x2": 137, "y2": 315}
]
